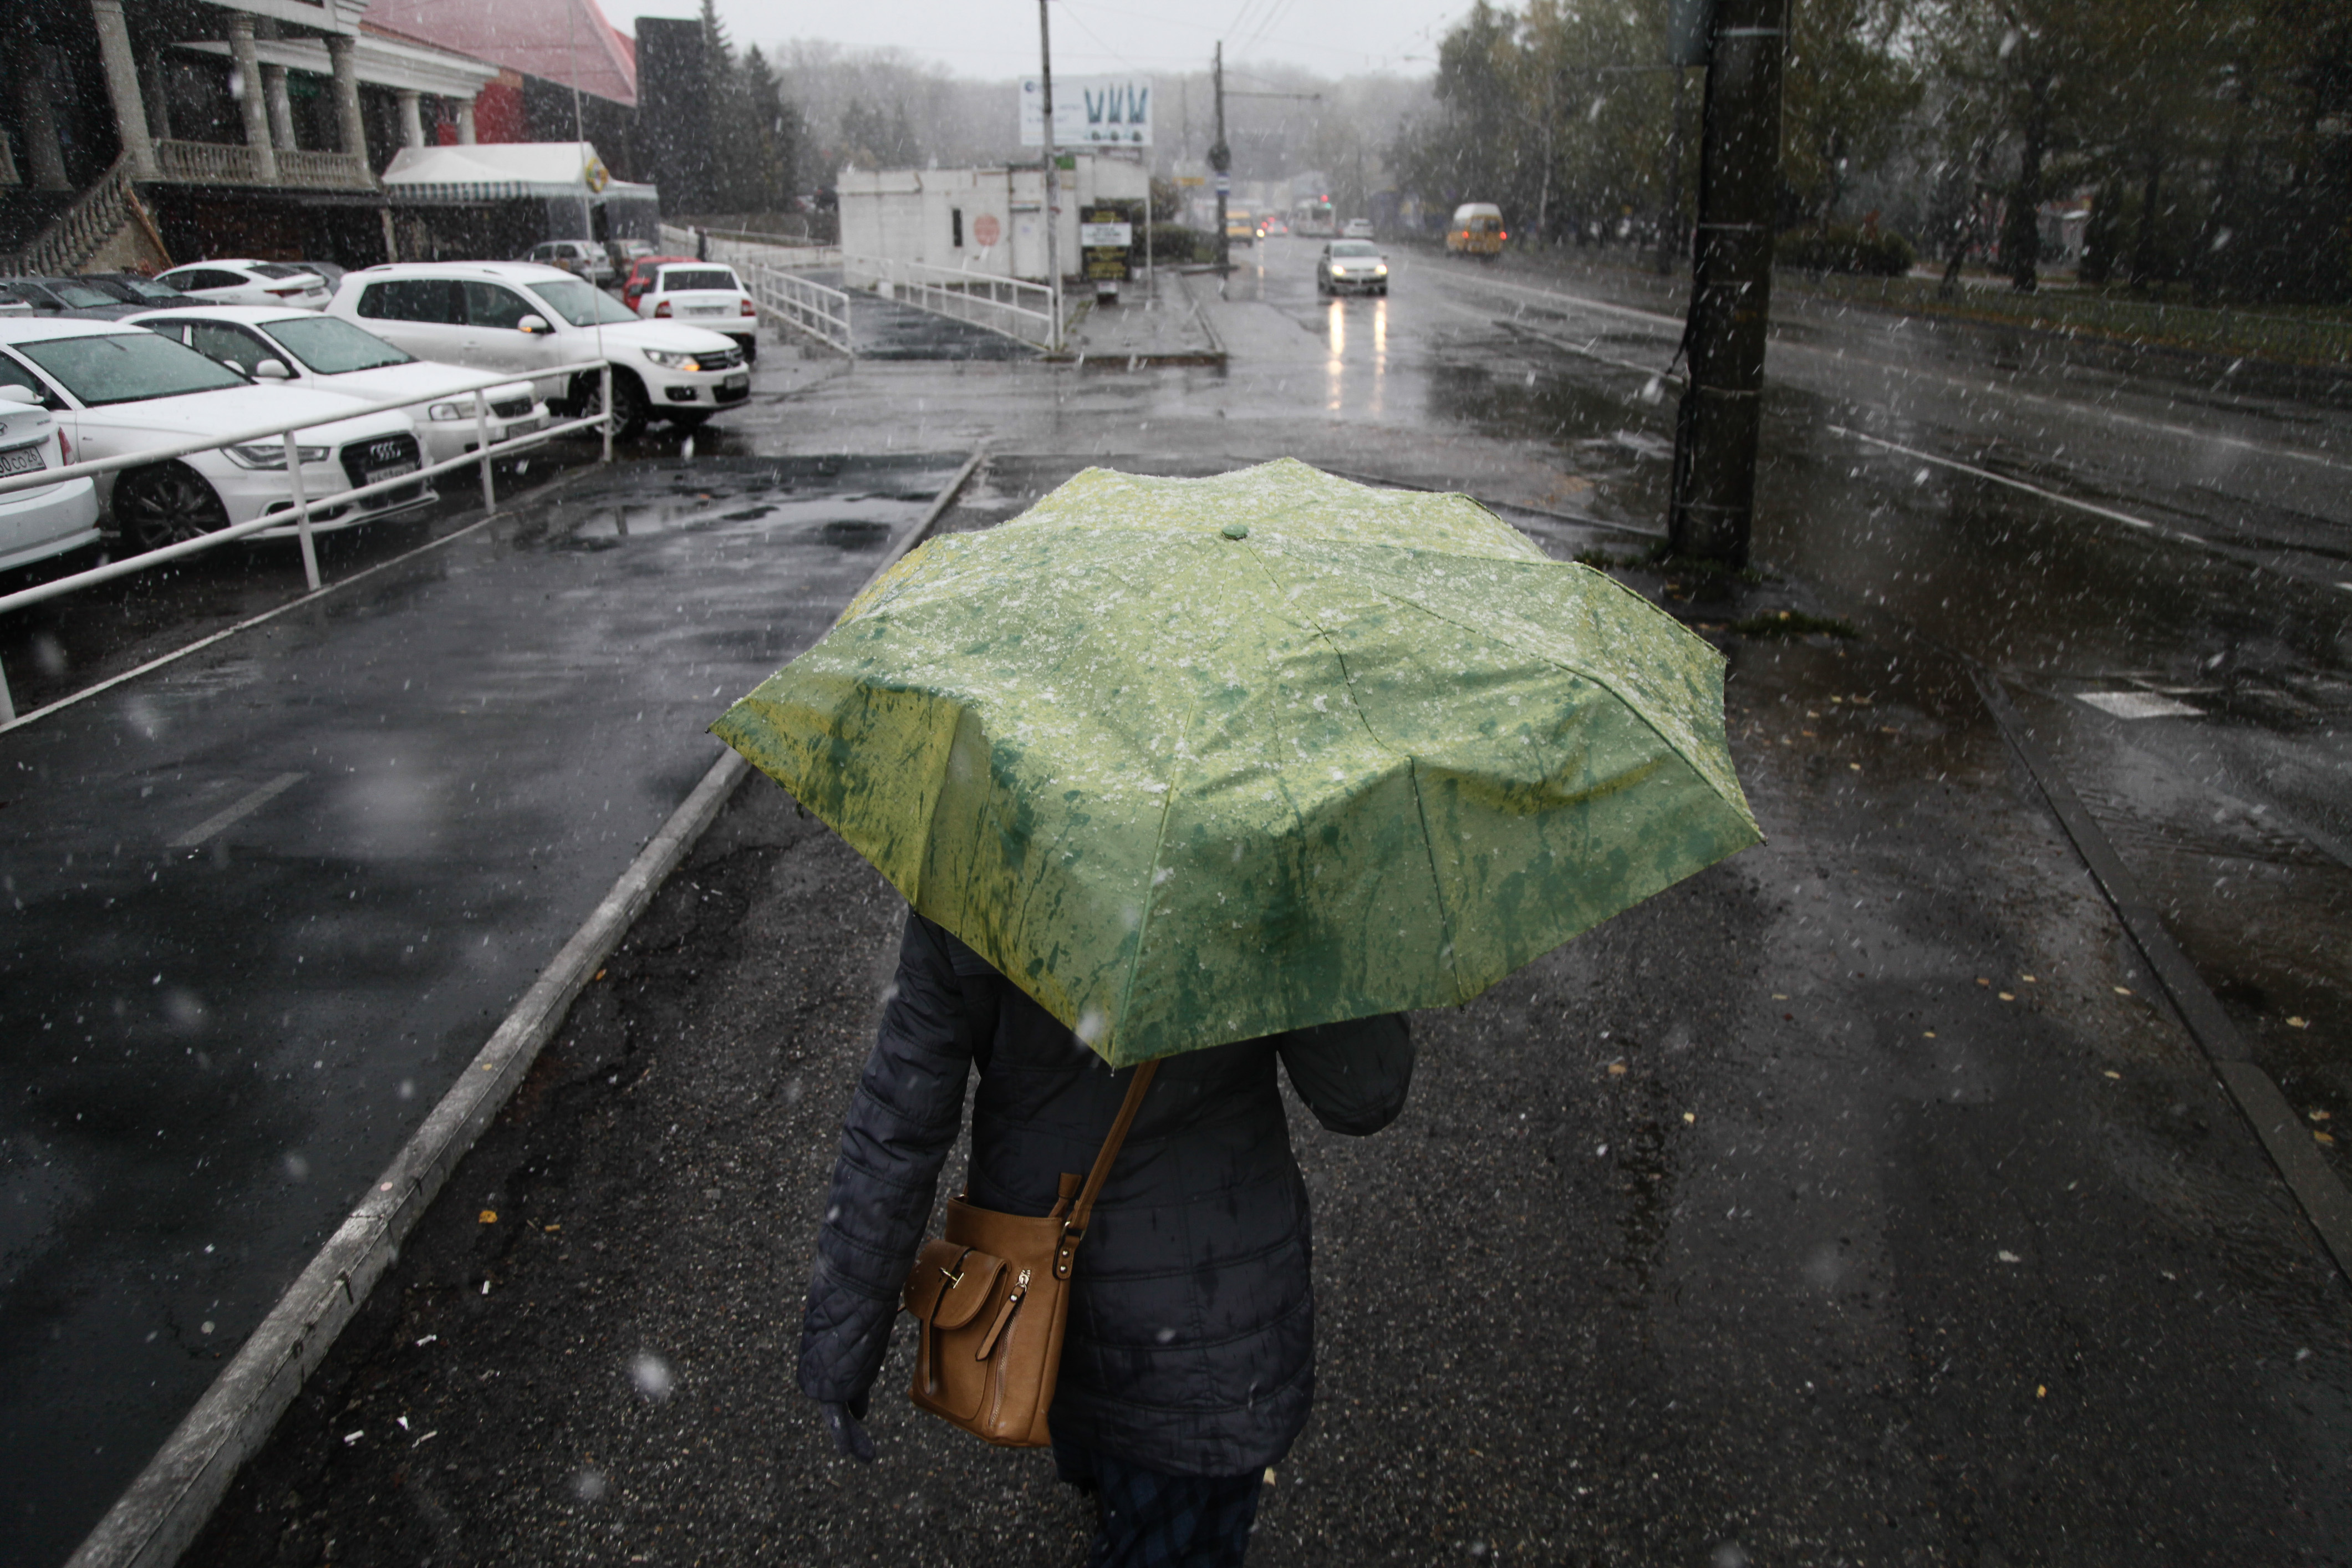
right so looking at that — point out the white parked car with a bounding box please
[1341,217,1375,240]
[152,260,333,310]
[522,240,616,287]
[327,262,749,437]
[631,262,758,362]
[125,306,548,469]
[0,319,434,555]
[0,398,101,575]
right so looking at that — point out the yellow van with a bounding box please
[1447,203,1506,257]
[1224,208,1256,247]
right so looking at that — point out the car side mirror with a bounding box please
[252,358,293,380]
[517,314,551,335]
[0,383,39,404]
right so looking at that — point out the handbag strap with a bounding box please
[1053,1059,1158,1278]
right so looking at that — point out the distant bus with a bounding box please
[1447,202,1506,257]
[1291,195,1336,237]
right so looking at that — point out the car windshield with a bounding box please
[1331,242,1379,258]
[17,331,248,405]
[46,283,120,308]
[103,278,185,302]
[525,279,639,327]
[249,263,315,281]
[266,315,413,373]
[659,269,739,293]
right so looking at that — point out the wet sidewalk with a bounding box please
[174,458,2351,1568]
[1060,267,1224,367]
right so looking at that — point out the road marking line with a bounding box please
[170,772,307,848]
[1439,268,2352,477]
[1826,424,2210,544]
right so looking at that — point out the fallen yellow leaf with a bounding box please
[2103,1071,2122,1080]
[1999,992,2015,1001]
[1682,1112,1697,1124]
[2114,986,2134,996]
[1607,1063,1628,1077]
[2318,1132,2337,1147]
[1923,1031,1937,1038]
[1977,978,1991,986]
[2285,1016,2309,1029]
[2020,975,2038,983]
[478,1210,498,1225]
[2036,1385,2047,1399]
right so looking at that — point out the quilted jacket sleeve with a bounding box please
[797,915,995,1405]
[1277,1012,1415,1135]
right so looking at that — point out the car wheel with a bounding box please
[571,367,651,440]
[114,462,230,554]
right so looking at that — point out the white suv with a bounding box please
[327,263,749,438]
[632,262,758,362]
[0,318,432,554]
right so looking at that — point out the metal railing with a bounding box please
[0,357,619,726]
[0,156,133,278]
[743,262,853,356]
[846,255,1058,350]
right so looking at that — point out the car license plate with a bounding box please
[686,306,726,317]
[502,418,542,439]
[723,373,749,392]
[366,461,419,484]
[0,445,43,477]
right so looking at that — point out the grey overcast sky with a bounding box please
[623,0,1458,77]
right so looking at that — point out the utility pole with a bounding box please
[1039,0,1061,349]
[1209,42,1231,276]
[1666,0,1788,565]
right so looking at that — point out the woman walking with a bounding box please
[798,912,1415,1566]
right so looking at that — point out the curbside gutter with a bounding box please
[65,449,986,1568]
[1972,670,2352,1286]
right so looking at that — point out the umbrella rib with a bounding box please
[1343,571,1751,824]
[1229,541,1468,1008]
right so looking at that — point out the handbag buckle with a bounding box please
[940,1264,964,1288]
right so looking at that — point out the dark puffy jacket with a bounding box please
[798,912,1414,1475]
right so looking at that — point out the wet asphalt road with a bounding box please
[8,238,2350,1564]
[181,463,2350,1567]
[0,453,964,1565]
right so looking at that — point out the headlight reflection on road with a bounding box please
[1327,298,1346,412]
[1372,297,1387,418]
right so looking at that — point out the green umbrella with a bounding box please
[714,459,1760,1066]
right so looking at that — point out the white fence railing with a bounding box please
[845,256,1058,350]
[0,357,620,727]
[744,263,853,357]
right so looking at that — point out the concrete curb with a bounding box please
[64,450,985,1568]
[1175,269,1227,364]
[1972,670,2352,1286]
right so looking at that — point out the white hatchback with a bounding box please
[328,262,749,438]
[0,319,434,556]
[633,263,759,362]
[0,398,101,576]
[126,306,548,469]
[154,260,334,310]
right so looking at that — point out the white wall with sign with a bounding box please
[1020,77,1153,147]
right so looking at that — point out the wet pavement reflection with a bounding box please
[0,455,960,1562]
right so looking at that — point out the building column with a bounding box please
[264,65,297,150]
[456,100,478,145]
[395,89,424,149]
[328,35,371,167]
[88,0,159,180]
[227,15,279,182]
[16,45,70,190]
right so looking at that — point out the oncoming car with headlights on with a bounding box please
[0,318,433,556]
[327,262,748,440]
[125,305,546,468]
[1316,240,1390,297]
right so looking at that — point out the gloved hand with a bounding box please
[819,1393,875,1463]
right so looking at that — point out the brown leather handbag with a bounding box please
[899,1061,1158,1447]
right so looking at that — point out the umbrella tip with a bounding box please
[1221,523,1250,539]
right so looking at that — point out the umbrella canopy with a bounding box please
[714,459,1760,1066]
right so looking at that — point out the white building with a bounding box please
[836,155,1150,285]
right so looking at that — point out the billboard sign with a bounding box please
[1021,77,1152,147]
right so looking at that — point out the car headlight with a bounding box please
[1375,263,1389,274]
[642,349,703,371]
[226,442,332,469]
[426,401,467,421]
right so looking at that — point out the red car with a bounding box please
[621,254,696,313]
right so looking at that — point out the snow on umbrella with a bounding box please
[713,459,1760,1066]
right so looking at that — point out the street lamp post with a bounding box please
[1210,42,1231,276]
[1039,0,1062,350]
